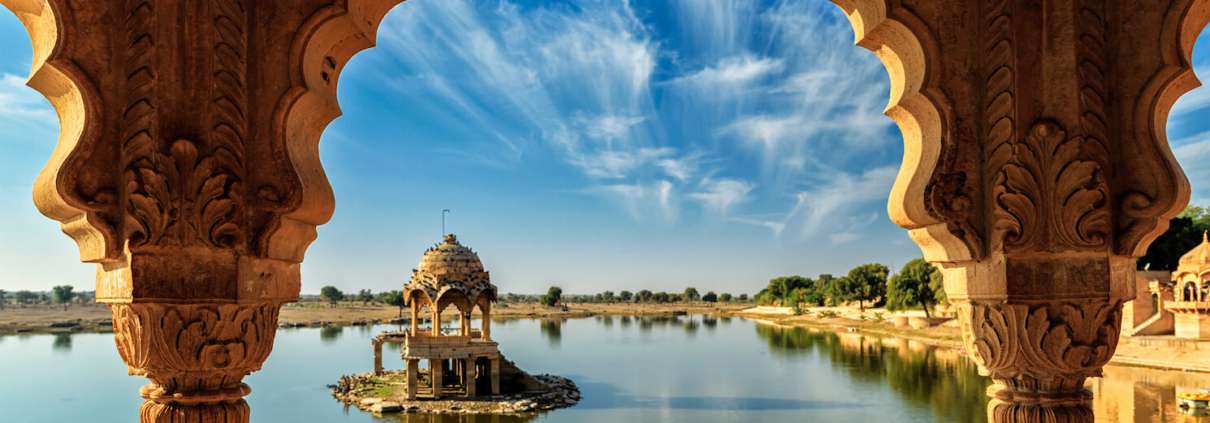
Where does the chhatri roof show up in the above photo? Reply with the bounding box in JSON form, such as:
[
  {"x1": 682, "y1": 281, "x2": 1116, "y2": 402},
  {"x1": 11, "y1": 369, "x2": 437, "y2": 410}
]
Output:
[
  {"x1": 1178, "y1": 232, "x2": 1210, "y2": 269},
  {"x1": 404, "y1": 234, "x2": 496, "y2": 306}
]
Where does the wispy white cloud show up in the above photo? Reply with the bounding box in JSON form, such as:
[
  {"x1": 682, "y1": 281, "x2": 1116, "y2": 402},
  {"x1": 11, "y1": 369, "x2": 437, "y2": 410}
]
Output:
[
  {"x1": 729, "y1": 216, "x2": 787, "y2": 237},
  {"x1": 670, "y1": 55, "x2": 784, "y2": 87},
  {"x1": 784, "y1": 165, "x2": 898, "y2": 239},
  {"x1": 578, "y1": 114, "x2": 647, "y2": 141},
  {"x1": 688, "y1": 177, "x2": 753, "y2": 215},
  {"x1": 1174, "y1": 130, "x2": 1210, "y2": 205},
  {"x1": 0, "y1": 73, "x2": 55, "y2": 129},
  {"x1": 1171, "y1": 64, "x2": 1210, "y2": 121},
  {"x1": 372, "y1": 0, "x2": 898, "y2": 237},
  {"x1": 589, "y1": 180, "x2": 677, "y2": 221}
]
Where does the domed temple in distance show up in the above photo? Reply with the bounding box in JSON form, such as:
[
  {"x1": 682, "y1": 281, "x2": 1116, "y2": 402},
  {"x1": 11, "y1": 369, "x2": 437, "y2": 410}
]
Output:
[
  {"x1": 1124, "y1": 233, "x2": 1210, "y2": 340},
  {"x1": 346, "y1": 234, "x2": 579, "y2": 414},
  {"x1": 401, "y1": 233, "x2": 501, "y2": 399}
]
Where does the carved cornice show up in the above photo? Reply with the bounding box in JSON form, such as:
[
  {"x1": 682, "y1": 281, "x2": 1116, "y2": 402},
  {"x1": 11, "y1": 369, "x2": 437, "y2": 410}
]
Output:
[
  {"x1": 833, "y1": 0, "x2": 1209, "y2": 267},
  {"x1": 267, "y1": 0, "x2": 403, "y2": 261},
  {"x1": 1116, "y1": 0, "x2": 1209, "y2": 257},
  {"x1": 832, "y1": 0, "x2": 979, "y2": 263},
  {"x1": 3, "y1": 0, "x2": 407, "y2": 270}
]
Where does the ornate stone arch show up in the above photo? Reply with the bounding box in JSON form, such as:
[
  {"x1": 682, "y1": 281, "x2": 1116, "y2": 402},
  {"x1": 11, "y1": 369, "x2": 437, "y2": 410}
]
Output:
[{"x1": 3, "y1": 0, "x2": 1209, "y2": 422}]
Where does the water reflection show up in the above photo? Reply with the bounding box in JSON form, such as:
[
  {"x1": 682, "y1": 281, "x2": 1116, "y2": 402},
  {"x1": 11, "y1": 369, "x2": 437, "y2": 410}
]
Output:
[
  {"x1": 1091, "y1": 364, "x2": 1210, "y2": 422},
  {"x1": 320, "y1": 326, "x2": 344, "y2": 344},
  {"x1": 753, "y1": 324, "x2": 991, "y2": 423},
  {"x1": 539, "y1": 319, "x2": 562, "y2": 348},
  {"x1": 374, "y1": 412, "x2": 535, "y2": 423},
  {"x1": 51, "y1": 333, "x2": 72, "y2": 352},
  {"x1": 573, "y1": 378, "x2": 863, "y2": 411}
]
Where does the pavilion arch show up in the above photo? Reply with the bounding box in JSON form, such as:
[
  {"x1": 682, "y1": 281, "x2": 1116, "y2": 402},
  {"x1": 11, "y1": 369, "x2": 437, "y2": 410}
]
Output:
[{"x1": 1, "y1": 1, "x2": 1208, "y2": 422}]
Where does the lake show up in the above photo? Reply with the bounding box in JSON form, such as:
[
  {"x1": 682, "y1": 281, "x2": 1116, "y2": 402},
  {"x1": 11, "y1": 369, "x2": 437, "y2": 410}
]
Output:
[{"x1": 0, "y1": 315, "x2": 1206, "y2": 422}]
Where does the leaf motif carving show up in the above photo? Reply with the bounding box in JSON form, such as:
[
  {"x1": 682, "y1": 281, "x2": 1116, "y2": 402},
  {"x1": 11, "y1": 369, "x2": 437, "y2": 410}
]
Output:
[
  {"x1": 960, "y1": 300, "x2": 1120, "y2": 387},
  {"x1": 994, "y1": 122, "x2": 1109, "y2": 252}
]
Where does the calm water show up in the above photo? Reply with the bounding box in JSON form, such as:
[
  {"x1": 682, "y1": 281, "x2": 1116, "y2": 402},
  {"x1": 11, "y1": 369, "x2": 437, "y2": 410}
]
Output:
[{"x1": 0, "y1": 315, "x2": 1205, "y2": 422}]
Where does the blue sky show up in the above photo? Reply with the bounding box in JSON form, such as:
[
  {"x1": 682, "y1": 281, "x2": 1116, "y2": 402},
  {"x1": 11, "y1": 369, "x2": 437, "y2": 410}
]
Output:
[{"x1": 1, "y1": 1, "x2": 1208, "y2": 295}]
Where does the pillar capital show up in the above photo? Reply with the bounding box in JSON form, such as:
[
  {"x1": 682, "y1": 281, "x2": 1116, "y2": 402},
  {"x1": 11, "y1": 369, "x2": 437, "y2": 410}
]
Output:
[
  {"x1": 3, "y1": 1, "x2": 405, "y2": 421},
  {"x1": 833, "y1": 0, "x2": 1210, "y2": 421}
]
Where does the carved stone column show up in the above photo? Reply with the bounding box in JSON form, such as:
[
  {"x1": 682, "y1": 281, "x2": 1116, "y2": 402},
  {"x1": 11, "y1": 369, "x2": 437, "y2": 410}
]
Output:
[
  {"x1": 3, "y1": 1, "x2": 402, "y2": 422},
  {"x1": 832, "y1": 1, "x2": 1209, "y2": 421}
]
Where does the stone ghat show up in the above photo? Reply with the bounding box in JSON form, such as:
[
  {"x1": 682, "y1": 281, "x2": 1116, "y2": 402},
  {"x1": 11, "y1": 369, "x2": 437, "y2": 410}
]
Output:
[{"x1": 330, "y1": 371, "x2": 580, "y2": 416}]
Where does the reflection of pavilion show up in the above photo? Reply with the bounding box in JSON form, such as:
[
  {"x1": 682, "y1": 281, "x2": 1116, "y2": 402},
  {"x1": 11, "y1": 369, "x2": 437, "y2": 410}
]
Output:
[
  {"x1": 373, "y1": 234, "x2": 502, "y2": 399},
  {"x1": 1124, "y1": 233, "x2": 1210, "y2": 339}
]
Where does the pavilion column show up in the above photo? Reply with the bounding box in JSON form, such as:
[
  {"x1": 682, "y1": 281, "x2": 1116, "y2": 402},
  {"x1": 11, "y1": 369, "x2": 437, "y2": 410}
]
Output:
[
  {"x1": 373, "y1": 339, "x2": 384, "y2": 376},
  {"x1": 406, "y1": 359, "x2": 419, "y2": 400},
  {"x1": 3, "y1": 1, "x2": 402, "y2": 422},
  {"x1": 465, "y1": 357, "x2": 477, "y2": 397},
  {"x1": 433, "y1": 308, "x2": 442, "y2": 336},
  {"x1": 429, "y1": 359, "x2": 443, "y2": 399},
  {"x1": 410, "y1": 301, "x2": 419, "y2": 335},
  {"x1": 483, "y1": 304, "x2": 492, "y2": 340},
  {"x1": 832, "y1": 1, "x2": 1209, "y2": 422}
]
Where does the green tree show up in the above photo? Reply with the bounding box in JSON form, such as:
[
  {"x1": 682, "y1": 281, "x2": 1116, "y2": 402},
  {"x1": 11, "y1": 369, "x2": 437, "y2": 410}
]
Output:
[
  {"x1": 601, "y1": 291, "x2": 616, "y2": 303},
  {"x1": 0, "y1": 289, "x2": 6, "y2": 309},
  {"x1": 816, "y1": 274, "x2": 843, "y2": 306},
  {"x1": 619, "y1": 290, "x2": 634, "y2": 302},
  {"x1": 683, "y1": 287, "x2": 701, "y2": 302},
  {"x1": 719, "y1": 293, "x2": 732, "y2": 303},
  {"x1": 1139, "y1": 206, "x2": 1210, "y2": 270},
  {"x1": 379, "y1": 290, "x2": 405, "y2": 318},
  {"x1": 702, "y1": 291, "x2": 718, "y2": 302},
  {"x1": 319, "y1": 286, "x2": 345, "y2": 306},
  {"x1": 14, "y1": 290, "x2": 37, "y2": 305},
  {"x1": 52, "y1": 285, "x2": 75, "y2": 310},
  {"x1": 357, "y1": 289, "x2": 374, "y2": 305},
  {"x1": 844, "y1": 264, "x2": 889, "y2": 312},
  {"x1": 636, "y1": 289, "x2": 654, "y2": 303},
  {"x1": 653, "y1": 292, "x2": 671, "y2": 303},
  {"x1": 738, "y1": 293, "x2": 749, "y2": 302},
  {"x1": 887, "y1": 259, "x2": 940, "y2": 318},
  {"x1": 541, "y1": 286, "x2": 563, "y2": 307}
]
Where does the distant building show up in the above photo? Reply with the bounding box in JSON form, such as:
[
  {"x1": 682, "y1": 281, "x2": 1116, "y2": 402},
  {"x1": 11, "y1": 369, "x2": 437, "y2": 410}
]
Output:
[
  {"x1": 372, "y1": 233, "x2": 502, "y2": 399},
  {"x1": 1124, "y1": 233, "x2": 1210, "y2": 339}
]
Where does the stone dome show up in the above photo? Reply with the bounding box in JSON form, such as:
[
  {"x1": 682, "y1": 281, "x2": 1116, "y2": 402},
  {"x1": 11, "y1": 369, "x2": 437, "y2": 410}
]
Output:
[
  {"x1": 404, "y1": 234, "x2": 495, "y2": 307},
  {"x1": 1178, "y1": 232, "x2": 1210, "y2": 268}
]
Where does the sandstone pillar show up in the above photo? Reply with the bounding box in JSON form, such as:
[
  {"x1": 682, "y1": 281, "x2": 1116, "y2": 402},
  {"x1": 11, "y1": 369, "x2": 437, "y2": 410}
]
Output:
[
  {"x1": 831, "y1": 1, "x2": 1209, "y2": 421},
  {"x1": 465, "y1": 357, "x2": 477, "y2": 397},
  {"x1": 2, "y1": 1, "x2": 402, "y2": 422},
  {"x1": 490, "y1": 357, "x2": 501, "y2": 395},
  {"x1": 373, "y1": 338, "x2": 384, "y2": 375},
  {"x1": 406, "y1": 359, "x2": 419, "y2": 400},
  {"x1": 429, "y1": 358, "x2": 443, "y2": 399},
  {"x1": 482, "y1": 304, "x2": 492, "y2": 340},
  {"x1": 410, "y1": 301, "x2": 420, "y2": 335}
]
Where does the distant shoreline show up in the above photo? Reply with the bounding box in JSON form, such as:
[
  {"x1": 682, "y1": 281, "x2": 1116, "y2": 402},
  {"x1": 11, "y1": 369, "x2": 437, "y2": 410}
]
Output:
[
  {"x1": 0, "y1": 302, "x2": 750, "y2": 336},
  {"x1": 6, "y1": 302, "x2": 1209, "y2": 376}
]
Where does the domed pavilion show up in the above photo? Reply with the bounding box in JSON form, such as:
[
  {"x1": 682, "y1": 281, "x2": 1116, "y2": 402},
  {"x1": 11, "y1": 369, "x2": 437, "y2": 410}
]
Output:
[
  {"x1": 374, "y1": 234, "x2": 502, "y2": 399},
  {"x1": 1168, "y1": 232, "x2": 1210, "y2": 338}
]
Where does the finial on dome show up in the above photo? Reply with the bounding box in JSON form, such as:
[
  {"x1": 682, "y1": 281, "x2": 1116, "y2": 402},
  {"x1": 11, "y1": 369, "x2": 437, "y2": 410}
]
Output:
[{"x1": 444, "y1": 233, "x2": 458, "y2": 244}]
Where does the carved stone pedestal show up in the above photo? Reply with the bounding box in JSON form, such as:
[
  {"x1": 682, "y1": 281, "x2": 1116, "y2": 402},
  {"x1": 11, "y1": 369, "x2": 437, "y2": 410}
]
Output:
[
  {"x1": 961, "y1": 300, "x2": 1121, "y2": 422},
  {"x1": 112, "y1": 303, "x2": 281, "y2": 423}
]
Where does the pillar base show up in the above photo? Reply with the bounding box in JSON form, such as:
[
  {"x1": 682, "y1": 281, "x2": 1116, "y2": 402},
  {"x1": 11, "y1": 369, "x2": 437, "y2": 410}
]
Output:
[
  {"x1": 140, "y1": 400, "x2": 250, "y2": 423},
  {"x1": 987, "y1": 383, "x2": 1093, "y2": 423}
]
